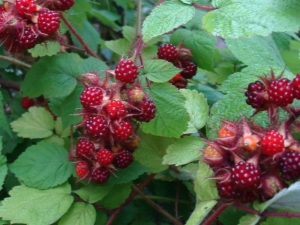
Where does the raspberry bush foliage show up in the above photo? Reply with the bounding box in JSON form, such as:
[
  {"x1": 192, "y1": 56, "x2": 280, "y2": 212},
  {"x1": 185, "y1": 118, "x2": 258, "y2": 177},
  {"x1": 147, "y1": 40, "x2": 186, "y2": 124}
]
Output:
[{"x1": 0, "y1": 0, "x2": 299, "y2": 224}]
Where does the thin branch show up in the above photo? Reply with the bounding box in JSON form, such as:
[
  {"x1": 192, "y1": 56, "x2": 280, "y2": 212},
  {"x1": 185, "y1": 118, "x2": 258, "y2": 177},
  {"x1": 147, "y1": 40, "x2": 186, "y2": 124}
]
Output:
[
  {"x1": 132, "y1": 185, "x2": 183, "y2": 225},
  {"x1": 59, "y1": 41, "x2": 87, "y2": 53},
  {"x1": 60, "y1": 13, "x2": 102, "y2": 60},
  {"x1": 263, "y1": 211, "x2": 300, "y2": 218},
  {"x1": 202, "y1": 202, "x2": 228, "y2": 225},
  {"x1": 134, "y1": 195, "x2": 193, "y2": 205},
  {"x1": 0, "y1": 55, "x2": 31, "y2": 69},
  {"x1": 192, "y1": 4, "x2": 217, "y2": 11},
  {"x1": 105, "y1": 173, "x2": 155, "y2": 225},
  {"x1": 233, "y1": 203, "x2": 260, "y2": 215},
  {"x1": 0, "y1": 78, "x2": 21, "y2": 91}
]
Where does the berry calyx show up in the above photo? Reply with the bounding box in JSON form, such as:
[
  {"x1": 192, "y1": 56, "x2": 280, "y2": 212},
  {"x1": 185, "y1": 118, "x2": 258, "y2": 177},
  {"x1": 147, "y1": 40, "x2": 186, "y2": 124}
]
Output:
[
  {"x1": 203, "y1": 145, "x2": 224, "y2": 167},
  {"x1": 261, "y1": 130, "x2": 284, "y2": 156},
  {"x1": 76, "y1": 161, "x2": 89, "y2": 178},
  {"x1": 91, "y1": 167, "x2": 110, "y2": 183},
  {"x1": 245, "y1": 81, "x2": 266, "y2": 109},
  {"x1": 267, "y1": 78, "x2": 294, "y2": 107},
  {"x1": 15, "y1": 0, "x2": 36, "y2": 15},
  {"x1": 113, "y1": 150, "x2": 133, "y2": 168},
  {"x1": 292, "y1": 74, "x2": 300, "y2": 100},
  {"x1": 21, "y1": 96, "x2": 35, "y2": 110},
  {"x1": 157, "y1": 44, "x2": 177, "y2": 62},
  {"x1": 181, "y1": 61, "x2": 197, "y2": 79},
  {"x1": 80, "y1": 87, "x2": 103, "y2": 111},
  {"x1": 96, "y1": 149, "x2": 114, "y2": 167},
  {"x1": 218, "y1": 122, "x2": 236, "y2": 138},
  {"x1": 37, "y1": 10, "x2": 60, "y2": 35},
  {"x1": 105, "y1": 100, "x2": 127, "y2": 119},
  {"x1": 76, "y1": 138, "x2": 95, "y2": 159},
  {"x1": 115, "y1": 59, "x2": 139, "y2": 84},
  {"x1": 231, "y1": 161, "x2": 261, "y2": 189},
  {"x1": 113, "y1": 120, "x2": 133, "y2": 141},
  {"x1": 279, "y1": 150, "x2": 300, "y2": 181},
  {"x1": 135, "y1": 98, "x2": 156, "y2": 122},
  {"x1": 85, "y1": 115, "x2": 108, "y2": 138}
]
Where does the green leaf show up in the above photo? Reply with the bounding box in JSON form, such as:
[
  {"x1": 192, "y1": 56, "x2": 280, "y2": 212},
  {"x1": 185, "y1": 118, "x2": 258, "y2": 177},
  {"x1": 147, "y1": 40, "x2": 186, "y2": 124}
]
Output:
[
  {"x1": 90, "y1": 9, "x2": 120, "y2": 29},
  {"x1": 170, "y1": 29, "x2": 216, "y2": 71},
  {"x1": 163, "y1": 136, "x2": 204, "y2": 166},
  {"x1": 78, "y1": 57, "x2": 108, "y2": 76},
  {"x1": 73, "y1": 183, "x2": 113, "y2": 203},
  {"x1": 0, "y1": 92, "x2": 11, "y2": 136},
  {"x1": 98, "y1": 182, "x2": 132, "y2": 209},
  {"x1": 238, "y1": 214, "x2": 260, "y2": 225},
  {"x1": 10, "y1": 142, "x2": 74, "y2": 189},
  {"x1": 261, "y1": 216, "x2": 300, "y2": 225},
  {"x1": 194, "y1": 161, "x2": 219, "y2": 201},
  {"x1": 43, "y1": 134, "x2": 65, "y2": 146},
  {"x1": 21, "y1": 53, "x2": 80, "y2": 98},
  {"x1": 143, "y1": 60, "x2": 181, "y2": 82},
  {"x1": 58, "y1": 202, "x2": 96, "y2": 225},
  {"x1": 219, "y1": 206, "x2": 247, "y2": 225},
  {"x1": 10, "y1": 107, "x2": 55, "y2": 139},
  {"x1": 105, "y1": 39, "x2": 130, "y2": 56},
  {"x1": 226, "y1": 36, "x2": 285, "y2": 67},
  {"x1": 202, "y1": 0, "x2": 300, "y2": 38},
  {"x1": 180, "y1": 89, "x2": 209, "y2": 133},
  {"x1": 0, "y1": 183, "x2": 73, "y2": 225},
  {"x1": 0, "y1": 137, "x2": 7, "y2": 190},
  {"x1": 169, "y1": 163, "x2": 198, "y2": 181},
  {"x1": 272, "y1": 32, "x2": 292, "y2": 51},
  {"x1": 106, "y1": 161, "x2": 148, "y2": 185},
  {"x1": 134, "y1": 131, "x2": 174, "y2": 173},
  {"x1": 281, "y1": 50, "x2": 300, "y2": 74},
  {"x1": 28, "y1": 42, "x2": 61, "y2": 57},
  {"x1": 140, "y1": 83, "x2": 189, "y2": 138},
  {"x1": 186, "y1": 201, "x2": 217, "y2": 225},
  {"x1": 142, "y1": 1, "x2": 195, "y2": 42},
  {"x1": 55, "y1": 118, "x2": 71, "y2": 138}
]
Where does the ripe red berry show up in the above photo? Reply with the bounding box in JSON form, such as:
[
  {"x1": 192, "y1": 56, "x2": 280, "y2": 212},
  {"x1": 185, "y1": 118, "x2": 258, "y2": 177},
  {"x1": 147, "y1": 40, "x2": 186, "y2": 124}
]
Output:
[
  {"x1": 157, "y1": 44, "x2": 177, "y2": 62},
  {"x1": 115, "y1": 59, "x2": 139, "y2": 84},
  {"x1": 76, "y1": 138, "x2": 95, "y2": 159},
  {"x1": 268, "y1": 78, "x2": 294, "y2": 106},
  {"x1": 15, "y1": 0, "x2": 36, "y2": 15},
  {"x1": 135, "y1": 99, "x2": 156, "y2": 122},
  {"x1": 80, "y1": 87, "x2": 103, "y2": 111},
  {"x1": 231, "y1": 161, "x2": 261, "y2": 189},
  {"x1": 245, "y1": 81, "x2": 266, "y2": 109},
  {"x1": 279, "y1": 150, "x2": 300, "y2": 181},
  {"x1": 261, "y1": 130, "x2": 284, "y2": 156},
  {"x1": 181, "y1": 61, "x2": 197, "y2": 79},
  {"x1": 3, "y1": 38, "x2": 23, "y2": 53},
  {"x1": 21, "y1": 96, "x2": 35, "y2": 110},
  {"x1": 292, "y1": 74, "x2": 300, "y2": 99},
  {"x1": 17, "y1": 27, "x2": 38, "y2": 49},
  {"x1": 85, "y1": 115, "x2": 108, "y2": 138},
  {"x1": 216, "y1": 180, "x2": 241, "y2": 199},
  {"x1": 37, "y1": 10, "x2": 60, "y2": 35},
  {"x1": 105, "y1": 100, "x2": 127, "y2": 119},
  {"x1": 96, "y1": 149, "x2": 114, "y2": 167},
  {"x1": 113, "y1": 150, "x2": 133, "y2": 168},
  {"x1": 113, "y1": 120, "x2": 133, "y2": 141},
  {"x1": 76, "y1": 161, "x2": 89, "y2": 178},
  {"x1": 91, "y1": 167, "x2": 110, "y2": 183},
  {"x1": 51, "y1": 0, "x2": 75, "y2": 11}
]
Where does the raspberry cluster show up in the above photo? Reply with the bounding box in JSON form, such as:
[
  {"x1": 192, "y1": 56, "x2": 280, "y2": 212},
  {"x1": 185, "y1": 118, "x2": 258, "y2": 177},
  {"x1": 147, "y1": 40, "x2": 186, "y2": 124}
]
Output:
[
  {"x1": 0, "y1": 0, "x2": 74, "y2": 53},
  {"x1": 157, "y1": 43, "x2": 197, "y2": 89},
  {"x1": 70, "y1": 60, "x2": 156, "y2": 184}
]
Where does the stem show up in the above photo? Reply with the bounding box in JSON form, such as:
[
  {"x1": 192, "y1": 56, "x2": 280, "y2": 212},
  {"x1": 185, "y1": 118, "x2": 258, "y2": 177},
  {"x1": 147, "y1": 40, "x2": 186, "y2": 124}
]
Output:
[
  {"x1": 132, "y1": 185, "x2": 183, "y2": 225},
  {"x1": 59, "y1": 41, "x2": 87, "y2": 53},
  {"x1": 0, "y1": 55, "x2": 31, "y2": 69},
  {"x1": 202, "y1": 202, "x2": 228, "y2": 225},
  {"x1": 134, "y1": 195, "x2": 193, "y2": 205},
  {"x1": 136, "y1": 0, "x2": 142, "y2": 36},
  {"x1": 192, "y1": 4, "x2": 217, "y2": 11},
  {"x1": 105, "y1": 173, "x2": 155, "y2": 225},
  {"x1": 233, "y1": 203, "x2": 260, "y2": 215},
  {"x1": 263, "y1": 211, "x2": 300, "y2": 218},
  {"x1": 0, "y1": 78, "x2": 20, "y2": 91},
  {"x1": 60, "y1": 14, "x2": 101, "y2": 59}
]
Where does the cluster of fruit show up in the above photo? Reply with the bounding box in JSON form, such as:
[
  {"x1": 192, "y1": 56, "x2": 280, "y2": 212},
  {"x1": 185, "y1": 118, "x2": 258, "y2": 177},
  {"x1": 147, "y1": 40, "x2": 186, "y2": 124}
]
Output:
[
  {"x1": 157, "y1": 43, "x2": 197, "y2": 88},
  {"x1": 203, "y1": 71, "x2": 300, "y2": 203},
  {"x1": 0, "y1": 0, "x2": 74, "y2": 53},
  {"x1": 70, "y1": 59, "x2": 156, "y2": 184}
]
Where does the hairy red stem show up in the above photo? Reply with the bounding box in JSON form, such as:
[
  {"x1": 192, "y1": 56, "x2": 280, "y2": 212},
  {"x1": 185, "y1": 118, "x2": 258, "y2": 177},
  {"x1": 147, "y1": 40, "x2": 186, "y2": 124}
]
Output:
[
  {"x1": 202, "y1": 202, "x2": 228, "y2": 225},
  {"x1": 192, "y1": 4, "x2": 216, "y2": 11}
]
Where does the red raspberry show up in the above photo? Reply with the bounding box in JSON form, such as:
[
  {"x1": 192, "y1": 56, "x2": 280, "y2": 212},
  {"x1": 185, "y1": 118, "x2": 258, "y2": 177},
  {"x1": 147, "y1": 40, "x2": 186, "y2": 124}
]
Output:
[
  {"x1": 279, "y1": 150, "x2": 300, "y2": 181},
  {"x1": 76, "y1": 139, "x2": 95, "y2": 159},
  {"x1": 113, "y1": 150, "x2": 133, "y2": 168},
  {"x1": 51, "y1": 0, "x2": 75, "y2": 11},
  {"x1": 292, "y1": 74, "x2": 300, "y2": 99},
  {"x1": 115, "y1": 59, "x2": 139, "y2": 84},
  {"x1": 76, "y1": 161, "x2": 89, "y2": 178},
  {"x1": 157, "y1": 44, "x2": 177, "y2": 62},
  {"x1": 96, "y1": 149, "x2": 114, "y2": 167},
  {"x1": 216, "y1": 180, "x2": 241, "y2": 199},
  {"x1": 17, "y1": 27, "x2": 38, "y2": 49},
  {"x1": 268, "y1": 78, "x2": 294, "y2": 106},
  {"x1": 261, "y1": 130, "x2": 284, "y2": 156},
  {"x1": 181, "y1": 61, "x2": 197, "y2": 79},
  {"x1": 245, "y1": 81, "x2": 266, "y2": 109},
  {"x1": 91, "y1": 167, "x2": 110, "y2": 184},
  {"x1": 231, "y1": 161, "x2": 261, "y2": 189},
  {"x1": 105, "y1": 100, "x2": 127, "y2": 119},
  {"x1": 21, "y1": 96, "x2": 35, "y2": 110},
  {"x1": 85, "y1": 115, "x2": 108, "y2": 138},
  {"x1": 80, "y1": 87, "x2": 103, "y2": 111},
  {"x1": 3, "y1": 38, "x2": 23, "y2": 53},
  {"x1": 15, "y1": 0, "x2": 36, "y2": 15},
  {"x1": 135, "y1": 99, "x2": 156, "y2": 122},
  {"x1": 113, "y1": 120, "x2": 133, "y2": 141},
  {"x1": 37, "y1": 10, "x2": 60, "y2": 35}
]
